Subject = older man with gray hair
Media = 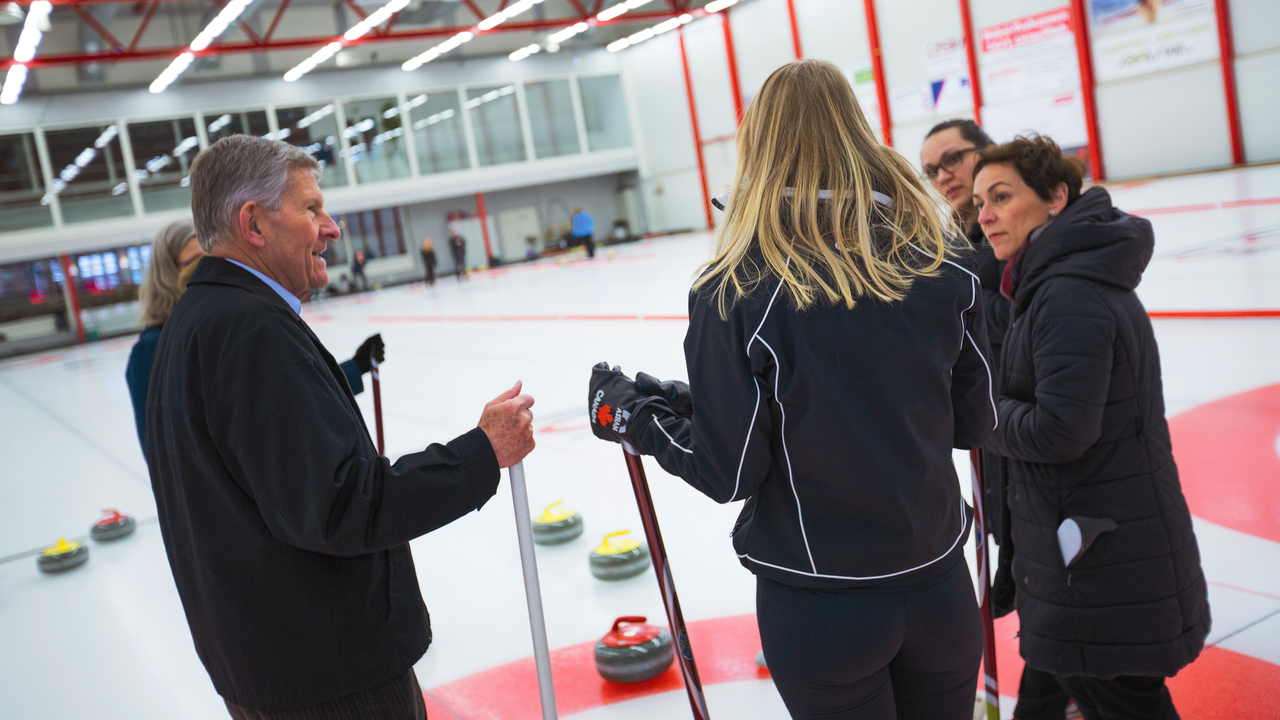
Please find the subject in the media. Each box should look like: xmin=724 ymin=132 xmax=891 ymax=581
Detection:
xmin=146 ymin=135 xmax=535 ymax=719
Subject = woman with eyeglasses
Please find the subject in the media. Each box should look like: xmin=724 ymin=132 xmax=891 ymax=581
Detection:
xmin=922 ymin=120 xmax=1018 ymax=617
xmin=587 ymin=60 xmax=996 ymax=720
xmin=972 ymin=135 xmax=1209 ymax=720
xmin=125 ymin=221 xmax=385 ymax=459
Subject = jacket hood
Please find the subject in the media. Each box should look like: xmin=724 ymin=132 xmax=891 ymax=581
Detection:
xmin=1011 ymin=186 xmax=1153 ymax=314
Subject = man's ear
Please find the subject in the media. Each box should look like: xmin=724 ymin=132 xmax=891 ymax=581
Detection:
xmin=238 ymin=202 xmax=267 ymax=249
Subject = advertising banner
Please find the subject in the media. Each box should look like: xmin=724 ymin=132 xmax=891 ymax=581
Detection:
xmin=978 ymin=8 xmax=1080 ymax=105
xmin=1087 ymin=0 xmax=1219 ymax=82
xmin=888 ymin=37 xmax=973 ymax=124
xmin=977 ymin=7 xmax=1089 ymax=165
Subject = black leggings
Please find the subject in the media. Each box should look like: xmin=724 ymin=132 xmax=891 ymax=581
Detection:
xmin=756 ymin=556 xmax=982 ymax=719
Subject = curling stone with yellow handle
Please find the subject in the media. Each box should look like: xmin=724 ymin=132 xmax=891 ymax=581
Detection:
xmin=588 ymin=530 xmax=651 ymax=581
xmin=37 ymin=538 xmax=89 ymax=574
xmin=531 ymin=501 xmax=584 ymax=546
xmin=90 ymin=509 xmax=136 ymax=542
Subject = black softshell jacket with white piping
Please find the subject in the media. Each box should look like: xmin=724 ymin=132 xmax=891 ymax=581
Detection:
xmin=632 ymin=243 xmax=997 ymax=589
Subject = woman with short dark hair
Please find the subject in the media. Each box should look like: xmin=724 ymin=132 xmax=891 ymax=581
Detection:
xmin=972 ymin=135 xmax=1210 ymax=719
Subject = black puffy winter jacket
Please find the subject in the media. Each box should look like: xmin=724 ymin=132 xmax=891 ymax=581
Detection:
xmin=630 ymin=240 xmax=996 ymax=590
xmin=985 ymin=186 xmax=1210 ymax=678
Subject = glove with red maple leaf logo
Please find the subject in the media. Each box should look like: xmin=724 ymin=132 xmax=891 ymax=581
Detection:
xmin=588 ymin=362 xmax=676 ymax=447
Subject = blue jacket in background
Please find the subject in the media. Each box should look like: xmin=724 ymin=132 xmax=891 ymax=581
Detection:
xmin=127 ymin=326 xmax=364 ymax=459
xmin=572 ymin=211 xmax=594 ymax=238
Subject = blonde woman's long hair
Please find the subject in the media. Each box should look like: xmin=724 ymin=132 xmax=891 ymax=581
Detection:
xmin=694 ymin=60 xmax=959 ymax=317
xmin=139 ymin=220 xmax=197 ymax=326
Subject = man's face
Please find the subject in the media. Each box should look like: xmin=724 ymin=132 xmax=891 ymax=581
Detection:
xmin=257 ymin=169 xmax=339 ymax=296
xmin=921 ymin=127 xmax=980 ymax=214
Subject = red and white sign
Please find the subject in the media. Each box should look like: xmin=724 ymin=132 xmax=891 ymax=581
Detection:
xmin=980 ymin=8 xmax=1073 ymax=54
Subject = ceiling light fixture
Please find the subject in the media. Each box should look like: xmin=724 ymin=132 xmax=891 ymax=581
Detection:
xmin=704 ymin=0 xmax=738 ymax=13
xmin=1 ymin=0 xmax=51 ymax=105
xmin=150 ymin=0 xmax=254 ymax=93
xmin=401 ymin=30 xmax=474 ymax=71
xmin=281 ymin=0 xmax=409 ymax=82
xmin=607 ymin=12 xmax=691 ymax=52
xmin=508 ymin=44 xmax=541 ymax=62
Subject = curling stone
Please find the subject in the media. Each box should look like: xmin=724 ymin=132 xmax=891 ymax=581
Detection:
xmin=531 ymin=501 xmax=584 ymax=546
xmin=90 ymin=509 xmax=136 ymax=542
xmin=588 ymin=530 xmax=650 ymax=581
xmin=37 ymin=538 xmax=89 ymax=574
xmin=595 ymin=616 xmax=675 ymax=683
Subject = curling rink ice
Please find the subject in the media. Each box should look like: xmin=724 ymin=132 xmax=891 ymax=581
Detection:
xmin=2 ymin=164 xmax=1280 ymax=720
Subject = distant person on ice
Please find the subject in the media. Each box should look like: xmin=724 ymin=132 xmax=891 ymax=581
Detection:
xmin=972 ymin=134 xmax=1208 ymax=720
xmin=420 ymin=236 xmax=437 ymax=286
xmin=146 ymin=135 xmax=535 ymax=719
xmin=571 ymin=206 xmax=595 ymax=258
xmin=587 ymin=60 xmax=995 ymax=720
xmin=449 ymin=226 xmax=468 ymax=280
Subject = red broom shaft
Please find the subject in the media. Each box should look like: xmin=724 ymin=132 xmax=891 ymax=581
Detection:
xmin=971 ymin=448 xmax=1000 ymax=719
xmin=622 ymin=444 xmax=710 ymax=720
xmin=371 ymin=358 xmax=385 ymax=456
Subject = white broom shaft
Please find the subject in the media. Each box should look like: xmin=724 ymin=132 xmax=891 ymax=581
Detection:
xmin=509 ymin=461 xmax=558 ymax=720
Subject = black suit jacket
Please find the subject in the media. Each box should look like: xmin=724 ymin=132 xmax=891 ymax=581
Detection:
xmin=146 ymin=258 xmax=500 ymax=711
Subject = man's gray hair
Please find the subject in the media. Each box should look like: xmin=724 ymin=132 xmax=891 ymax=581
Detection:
xmin=190 ymin=135 xmax=322 ymax=253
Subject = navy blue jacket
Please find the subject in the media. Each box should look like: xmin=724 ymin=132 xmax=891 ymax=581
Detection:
xmin=631 ymin=241 xmax=996 ymax=589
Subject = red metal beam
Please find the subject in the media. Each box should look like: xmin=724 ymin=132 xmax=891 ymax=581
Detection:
xmin=462 ymin=0 xmax=486 ymax=22
xmin=71 ymin=5 xmax=125 ymax=50
xmin=678 ymin=27 xmax=713 ymax=230
xmin=862 ymin=0 xmax=892 ymax=146
xmin=4 ymin=12 xmax=679 ymax=68
xmin=381 ymin=10 xmax=399 ymax=36
xmin=475 ymin=193 xmax=495 ymax=262
xmin=341 ymin=0 xmax=369 ymax=21
xmin=1214 ymin=0 xmax=1244 ymax=165
xmin=784 ymin=0 xmax=801 ymax=59
xmin=1068 ymin=0 xmax=1104 ymax=180
xmin=957 ymin=0 xmax=983 ymax=125
xmin=497 ymin=0 xmax=510 ymax=10
xmin=721 ymin=10 xmax=742 ymax=124
xmin=60 ymin=254 xmax=87 ymax=344
xmin=47 ymin=0 xmax=191 ymax=5
xmin=591 ymin=0 xmax=604 ymax=15
xmin=565 ymin=0 xmax=591 ymax=20
xmin=127 ymin=1 xmax=158 ymax=52
xmin=263 ymin=0 xmax=291 ymax=42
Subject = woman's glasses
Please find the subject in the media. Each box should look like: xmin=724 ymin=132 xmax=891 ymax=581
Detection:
xmin=922 ymin=146 xmax=979 ymax=181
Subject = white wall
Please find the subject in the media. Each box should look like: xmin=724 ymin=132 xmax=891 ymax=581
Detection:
xmin=728 ymin=0 xmax=796 ymax=103
xmin=619 ymin=32 xmax=707 ymax=233
xmin=1231 ymin=0 xmax=1280 ymax=163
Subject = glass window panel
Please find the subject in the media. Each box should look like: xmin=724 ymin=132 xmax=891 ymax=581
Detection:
xmin=579 ymin=75 xmax=632 ymax=152
xmin=43 ymin=123 xmax=134 ymax=225
xmin=204 ymin=109 xmax=272 ymax=144
xmin=340 ymin=96 xmax=411 ymax=184
xmin=275 ymin=103 xmax=348 ymax=189
xmin=406 ymin=91 xmax=468 ymax=175
xmin=341 ymin=206 xmax=406 ymax=261
xmin=128 ymin=116 xmax=200 ymax=213
xmin=68 ymin=244 xmax=146 ymax=339
xmin=0 ymin=132 xmax=53 ymax=232
xmin=0 ymin=257 xmax=75 ymax=352
xmin=466 ymin=84 xmax=525 ymax=166
xmin=525 ymin=80 xmax=578 ymax=159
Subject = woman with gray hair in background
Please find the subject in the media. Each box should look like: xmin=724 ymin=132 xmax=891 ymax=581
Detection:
xmin=124 ymin=219 xmax=385 ymax=459
xmin=125 ymin=220 xmax=202 ymax=457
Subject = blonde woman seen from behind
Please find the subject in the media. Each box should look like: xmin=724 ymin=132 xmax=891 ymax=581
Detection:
xmin=586 ymin=60 xmax=996 ymax=720
xmin=126 ymin=221 xmax=201 ymax=457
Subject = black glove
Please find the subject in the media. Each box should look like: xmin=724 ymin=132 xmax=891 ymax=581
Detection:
xmin=635 ymin=372 xmax=693 ymax=419
xmin=353 ymin=333 xmax=385 ymax=374
xmin=589 ymin=362 xmax=674 ymax=445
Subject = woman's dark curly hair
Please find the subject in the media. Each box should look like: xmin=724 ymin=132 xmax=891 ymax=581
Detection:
xmin=973 ymin=134 xmax=1086 ymax=206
